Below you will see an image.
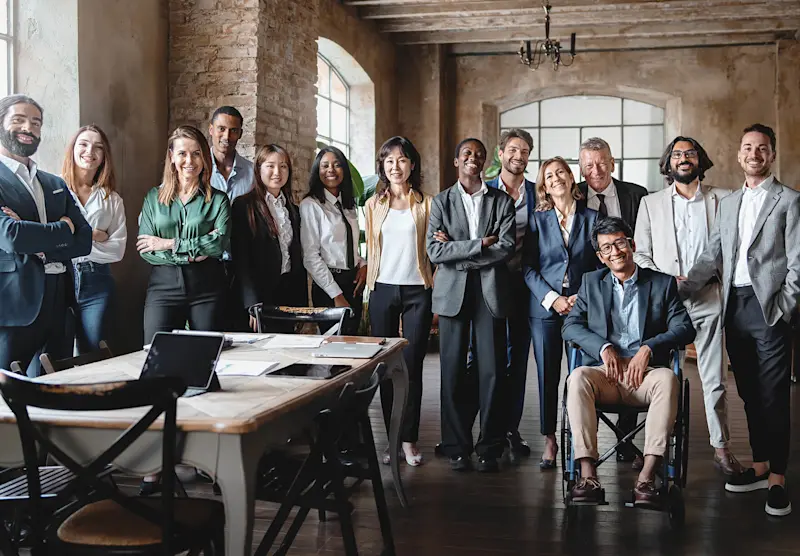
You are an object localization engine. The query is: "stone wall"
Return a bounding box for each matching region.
[401,43,800,192]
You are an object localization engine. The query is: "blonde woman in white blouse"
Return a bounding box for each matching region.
[62,125,126,353]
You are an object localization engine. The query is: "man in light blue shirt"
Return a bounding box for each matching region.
[208,106,254,201]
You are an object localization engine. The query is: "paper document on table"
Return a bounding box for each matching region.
[227,335,271,344]
[215,359,280,377]
[261,335,324,349]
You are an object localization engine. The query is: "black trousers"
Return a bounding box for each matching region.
[726,286,791,475]
[0,273,71,377]
[143,260,226,344]
[439,272,507,458]
[311,268,363,335]
[369,282,433,443]
[531,314,566,436]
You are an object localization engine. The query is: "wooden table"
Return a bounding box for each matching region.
[0,335,409,555]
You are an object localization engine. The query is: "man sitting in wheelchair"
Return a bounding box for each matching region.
[562,217,696,507]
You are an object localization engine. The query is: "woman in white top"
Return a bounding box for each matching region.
[300,146,367,334]
[364,137,434,466]
[62,125,127,353]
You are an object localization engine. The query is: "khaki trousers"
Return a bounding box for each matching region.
[567,365,679,461]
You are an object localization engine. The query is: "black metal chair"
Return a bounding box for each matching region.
[0,371,225,554]
[248,304,353,335]
[254,362,395,556]
[9,341,114,376]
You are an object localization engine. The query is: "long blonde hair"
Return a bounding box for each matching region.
[62,124,117,200]
[158,125,213,205]
[534,156,584,212]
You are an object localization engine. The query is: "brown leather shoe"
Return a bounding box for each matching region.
[633,480,661,509]
[631,454,644,471]
[571,477,604,503]
[714,452,745,476]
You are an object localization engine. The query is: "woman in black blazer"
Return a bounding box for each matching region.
[231,144,308,331]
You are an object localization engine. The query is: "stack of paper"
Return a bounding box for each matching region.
[215,359,280,377]
[261,336,324,349]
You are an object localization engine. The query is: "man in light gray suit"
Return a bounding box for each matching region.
[681,124,800,517]
[635,136,742,475]
[427,137,516,473]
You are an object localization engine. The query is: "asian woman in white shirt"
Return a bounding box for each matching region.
[299,146,367,334]
[62,125,127,353]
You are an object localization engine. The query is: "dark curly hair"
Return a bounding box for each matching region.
[658,136,714,185]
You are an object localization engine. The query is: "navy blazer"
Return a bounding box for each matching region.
[561,266,696,368]
[0,163,92,327]
[522,200,601,320]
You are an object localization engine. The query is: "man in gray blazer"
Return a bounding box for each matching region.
[0,95,92,376]
[681,124,799,517]
[427,137,516,472]
[634,136,742,475]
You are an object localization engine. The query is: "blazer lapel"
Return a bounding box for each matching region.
[600,272,614,339]
[748,182,781,249]
[0,161,38,219]
[636,273,651,342]
[727,190,743,263]
[566,207,584,252]
[703,187,717,230]
[477,189,496,239]
[661,188,680,266]
[615,179,632,223]
[448,186,470,239]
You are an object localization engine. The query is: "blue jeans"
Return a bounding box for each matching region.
[72,262,115,353]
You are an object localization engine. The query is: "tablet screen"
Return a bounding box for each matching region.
[267,363,351,380]
[140,333,224,388]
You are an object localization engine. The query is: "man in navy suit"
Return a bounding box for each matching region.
[0,95,92,376]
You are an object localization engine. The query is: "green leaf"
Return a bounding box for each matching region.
[358,174,380,206]
[349,160,364,201]
[484,146,502,179]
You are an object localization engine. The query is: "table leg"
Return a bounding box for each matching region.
[214,433,264,555]
[386,352,409,508]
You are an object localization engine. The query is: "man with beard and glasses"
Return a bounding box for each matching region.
[634,137,742,475]
[208,106,254,330]
[0,94,91,376]
[681,124,800,517]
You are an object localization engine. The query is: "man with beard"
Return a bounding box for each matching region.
[681,124,800,516]
[633,137,741,475]
[486,129,536,459]
[0,95,91,376]
[578,136,649,466]
[427,138,516,472]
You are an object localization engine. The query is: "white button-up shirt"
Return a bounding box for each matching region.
[542,201,576,311]
[456,180,488,240]
[586,179,622,218]
[497,175,528,271]
[266,192,293,274]
[672,184,708,276]
[733,175,772,287]
[299,190,365,299]
[0,153,65,274]
[70,186,127,265]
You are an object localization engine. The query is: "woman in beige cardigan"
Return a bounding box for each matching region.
[365,136,434,467]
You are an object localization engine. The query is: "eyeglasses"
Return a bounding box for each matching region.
[597,237,632,256]
[670,149,698,160]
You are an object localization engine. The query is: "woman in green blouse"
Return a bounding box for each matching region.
[137,125,231,344]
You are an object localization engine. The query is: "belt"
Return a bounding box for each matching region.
[328,267,354,274]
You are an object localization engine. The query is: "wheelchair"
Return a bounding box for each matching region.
[561,342,690,529]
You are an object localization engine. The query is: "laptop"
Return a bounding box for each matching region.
[310,342,383,359]
[139,332,224,397]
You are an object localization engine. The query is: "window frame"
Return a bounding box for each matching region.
[500,96,665,191]
[0,0,12,96]
[316,53,350,158]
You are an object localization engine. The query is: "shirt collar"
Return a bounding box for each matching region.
[554,201,576,222]
[210,149,242,175]
[267,191,286,206]
[588,178,616,199]
[497,175,526,203]
[323,189,342,205]
[613,266,639,288]
[0,152,37,181]
[671,183,703,201]
[742,174,773,194]
[456,180,488,198]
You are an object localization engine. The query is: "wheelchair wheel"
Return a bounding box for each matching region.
[680,379,690,488]
[667,485,685,529]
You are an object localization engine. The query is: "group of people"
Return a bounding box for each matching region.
[0,91,795,517]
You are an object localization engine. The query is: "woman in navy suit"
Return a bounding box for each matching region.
[523,156,601,469]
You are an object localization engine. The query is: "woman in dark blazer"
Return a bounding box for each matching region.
[231,144,307,331]
[523,156,601,469]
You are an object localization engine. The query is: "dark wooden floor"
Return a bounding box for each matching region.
[23,353,800,555]
[241,353,800,555]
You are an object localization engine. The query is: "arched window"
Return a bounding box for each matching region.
[0,1,13,95]
[316,53,350,158]
[500,96,665,191]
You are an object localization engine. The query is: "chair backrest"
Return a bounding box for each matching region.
[0,371,187,551]
[321,363,386,445]
[249,304,353,335]
[39,340,113,374]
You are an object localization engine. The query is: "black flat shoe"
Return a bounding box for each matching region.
[539,458,556,470]
[449,455,471,472]
[476,456,499,473]
[507,432,531,457]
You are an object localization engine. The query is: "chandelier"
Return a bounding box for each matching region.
[518,2,576,70]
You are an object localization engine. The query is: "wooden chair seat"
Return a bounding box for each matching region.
[0,466,74,500]
[57,498,224,547]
